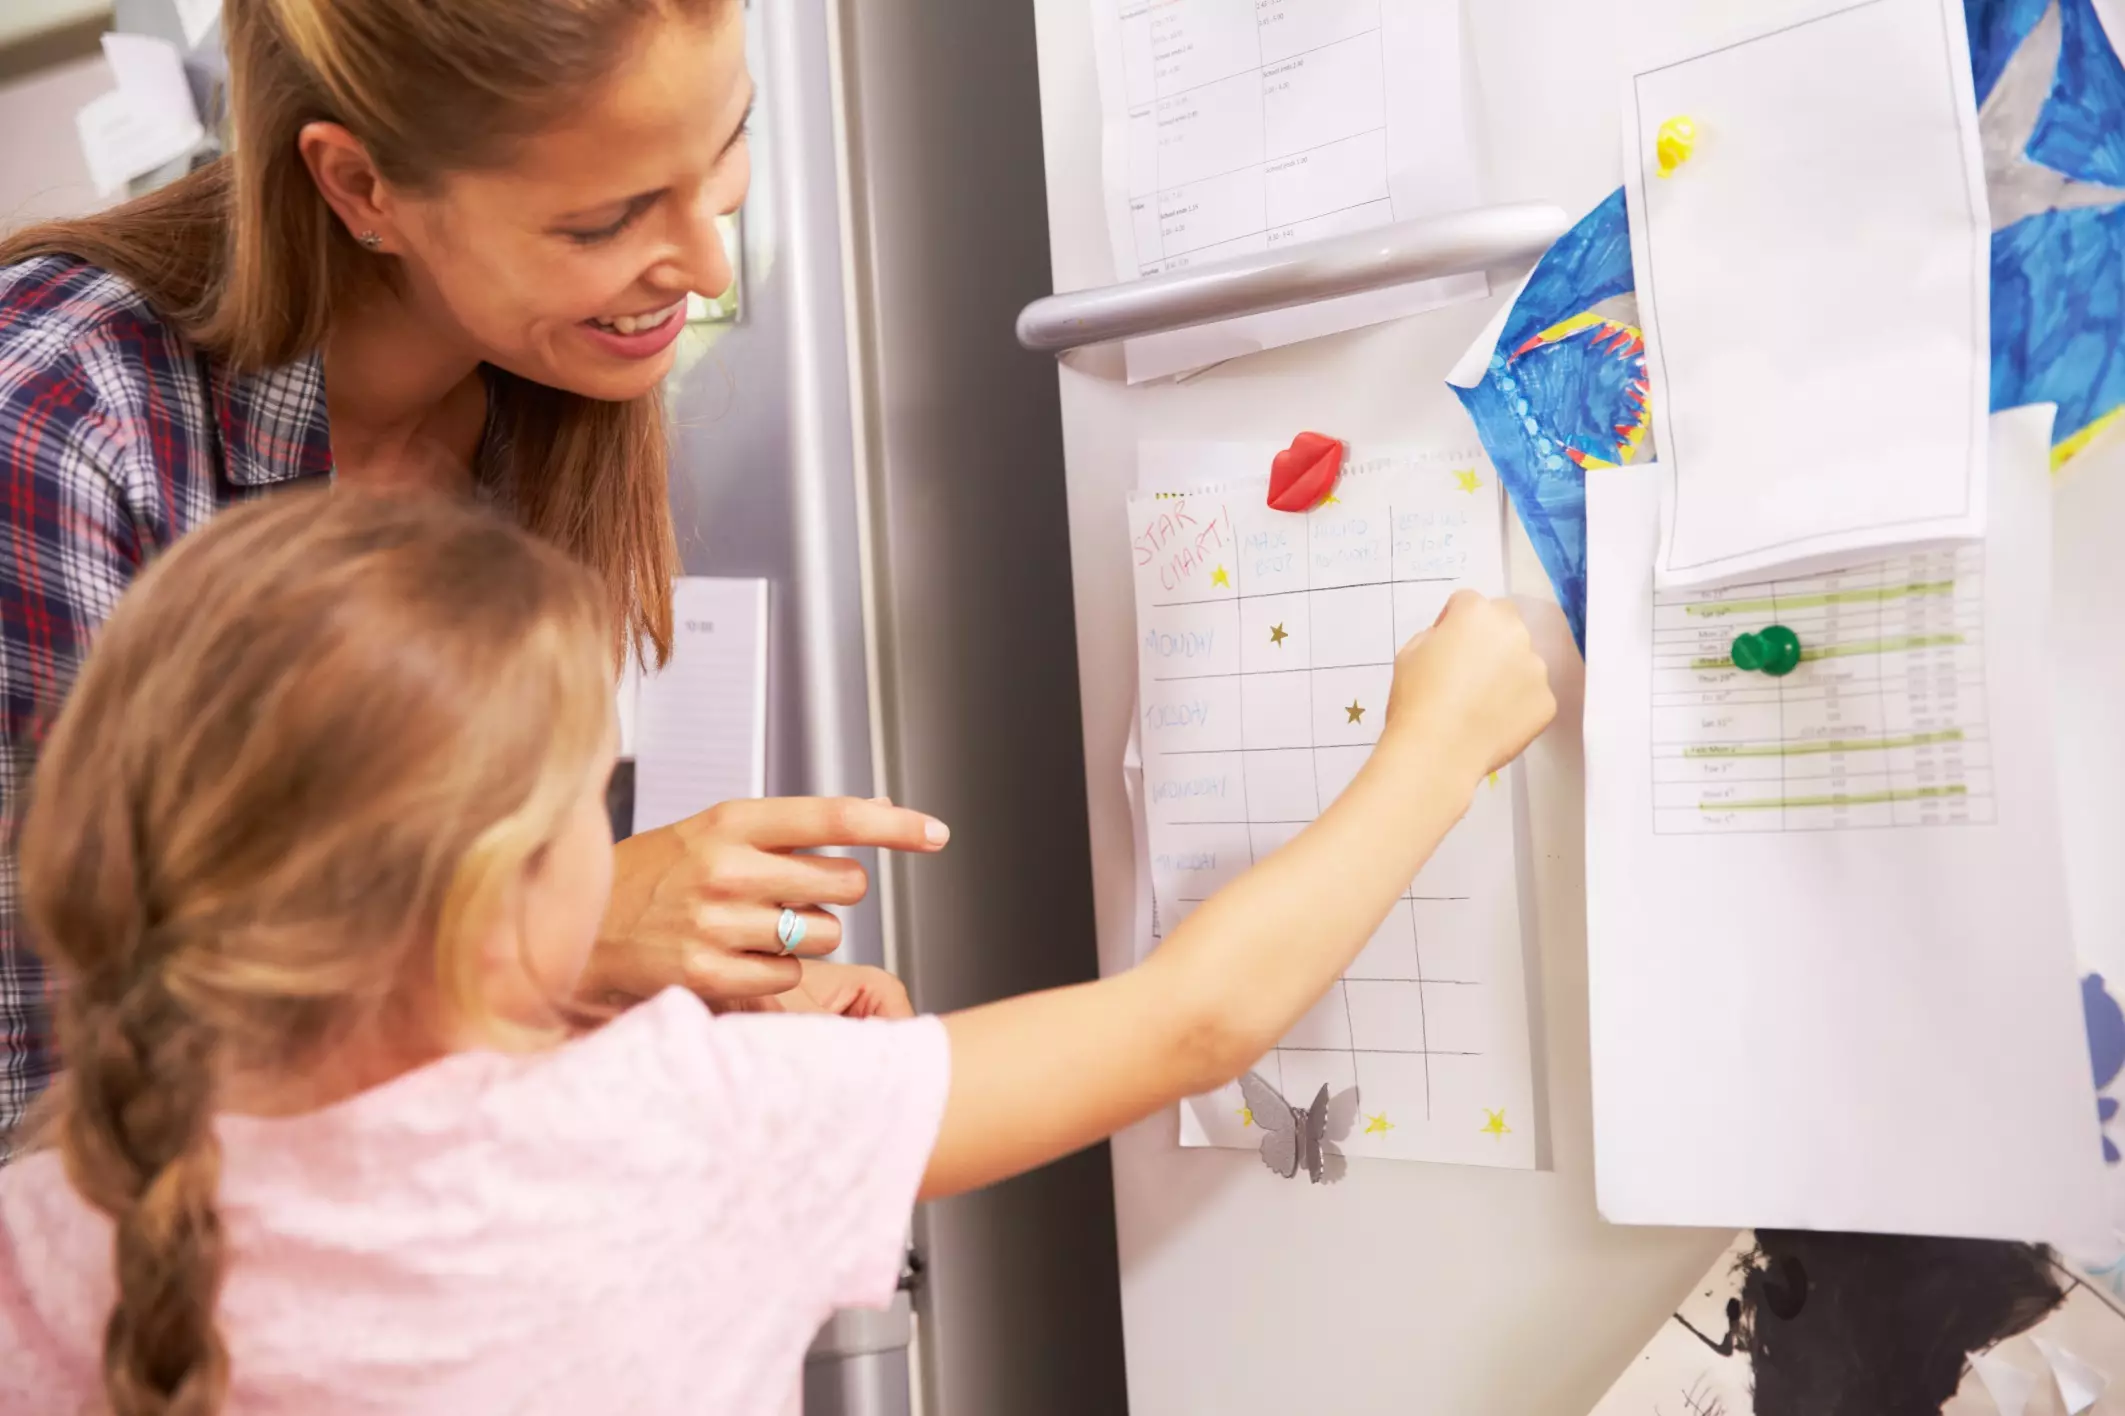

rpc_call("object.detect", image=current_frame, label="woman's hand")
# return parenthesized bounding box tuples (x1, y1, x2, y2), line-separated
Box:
(580, 797, 948, 1006)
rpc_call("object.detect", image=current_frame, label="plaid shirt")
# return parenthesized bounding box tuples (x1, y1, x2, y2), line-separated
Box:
(0, 255, 333, 1150)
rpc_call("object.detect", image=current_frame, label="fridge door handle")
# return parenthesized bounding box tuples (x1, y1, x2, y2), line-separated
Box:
(1014, 202, 1570, 355)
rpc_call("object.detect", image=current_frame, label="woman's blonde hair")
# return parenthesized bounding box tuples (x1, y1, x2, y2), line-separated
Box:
(18, 488, 617, 1416)
(0, 0, 734, 666)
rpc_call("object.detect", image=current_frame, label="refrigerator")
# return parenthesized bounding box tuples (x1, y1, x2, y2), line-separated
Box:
(665, 0, 1706, 1409)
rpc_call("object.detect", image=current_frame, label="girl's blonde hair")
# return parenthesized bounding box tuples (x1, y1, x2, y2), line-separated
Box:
(0, 0, 732, 667)
(19, 488, 617, 1416)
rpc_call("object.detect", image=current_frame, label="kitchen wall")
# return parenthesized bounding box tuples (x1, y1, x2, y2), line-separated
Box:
(0, 53, 111, 234)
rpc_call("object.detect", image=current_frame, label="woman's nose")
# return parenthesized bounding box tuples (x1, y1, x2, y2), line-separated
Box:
(677, 200, 734, 303)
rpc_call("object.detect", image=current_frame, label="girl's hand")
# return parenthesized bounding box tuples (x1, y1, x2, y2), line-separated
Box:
(720, 961, 915, 1020)
(582, 797, 948, 1006)
(1384, 590, 1556, 782)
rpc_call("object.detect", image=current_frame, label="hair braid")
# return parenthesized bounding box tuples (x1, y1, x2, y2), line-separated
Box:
(60, 963, 229, 1416)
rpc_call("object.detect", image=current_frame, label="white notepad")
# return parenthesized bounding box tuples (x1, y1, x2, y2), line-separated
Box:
(1622, 0, 1992, 586)
(1584, 408, 2104, 1242)
(629, 578, 769, 835)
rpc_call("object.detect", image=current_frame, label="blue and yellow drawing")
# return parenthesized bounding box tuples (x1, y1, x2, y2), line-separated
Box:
(1449, 189, 1639, 650)
(1988, 0, 2125, 467)
(2084, 973, 2125, 1164)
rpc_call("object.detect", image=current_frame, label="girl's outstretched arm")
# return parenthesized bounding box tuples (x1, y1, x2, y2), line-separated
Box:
(921, 591, 1555, 1201)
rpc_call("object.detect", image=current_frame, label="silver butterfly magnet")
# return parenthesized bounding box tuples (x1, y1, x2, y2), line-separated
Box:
(1237, 1070, 1359, 1185)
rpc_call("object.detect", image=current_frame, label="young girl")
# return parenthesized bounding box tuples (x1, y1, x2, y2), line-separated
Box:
(0, 490, 1554, 1415)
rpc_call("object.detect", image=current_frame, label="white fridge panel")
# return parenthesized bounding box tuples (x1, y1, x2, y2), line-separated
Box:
(1027, 0, 1803, 1411)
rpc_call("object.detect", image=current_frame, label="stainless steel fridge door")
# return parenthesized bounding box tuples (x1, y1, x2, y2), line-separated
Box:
(667, 0, 1128, 1409)
(663, 2, 904, 1407)
(836, 0, 1131, 1411)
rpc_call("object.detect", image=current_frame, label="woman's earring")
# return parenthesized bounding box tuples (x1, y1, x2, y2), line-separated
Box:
(357, 230, 384, 251)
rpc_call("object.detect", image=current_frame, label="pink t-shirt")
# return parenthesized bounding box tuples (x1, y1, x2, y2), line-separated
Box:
(0, 988, 949, 1415)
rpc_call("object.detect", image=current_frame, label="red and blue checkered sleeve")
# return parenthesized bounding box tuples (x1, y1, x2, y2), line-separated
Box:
(0, 365, 144, 1151)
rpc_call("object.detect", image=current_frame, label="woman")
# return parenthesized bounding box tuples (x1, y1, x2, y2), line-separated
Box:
(0, 0, 935, 1146)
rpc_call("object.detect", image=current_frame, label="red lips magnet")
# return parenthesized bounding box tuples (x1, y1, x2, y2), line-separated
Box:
(1267, 432, 1345, 513)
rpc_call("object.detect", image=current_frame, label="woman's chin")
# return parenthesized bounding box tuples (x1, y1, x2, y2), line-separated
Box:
(505, 346, 677, 404)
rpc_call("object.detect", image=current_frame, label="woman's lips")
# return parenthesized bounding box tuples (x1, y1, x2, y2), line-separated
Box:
(579, 300, 686, 359)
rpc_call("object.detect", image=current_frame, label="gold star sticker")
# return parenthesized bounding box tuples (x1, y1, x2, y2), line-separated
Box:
(1269, 623, 1288, 646)
(1320, 493, 1340, 506)
(1454, 469, 1482, 493)
(1238, 1106, 1255, 1128)
(1488, 771, 1500, 789)
(1364, 1112, 1394, 1135)
(1345, 701, 1366, 724)
(1481, 1108, 1511, 1139)
(1210, 565, 1231, 588)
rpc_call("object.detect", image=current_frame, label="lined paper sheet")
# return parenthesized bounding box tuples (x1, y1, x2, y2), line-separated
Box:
(1128, 446, 1540, 1169)
(632, 578, 770, 835)
(1623, 0, 1992, 586)
(1584, 408, 2104, 1242)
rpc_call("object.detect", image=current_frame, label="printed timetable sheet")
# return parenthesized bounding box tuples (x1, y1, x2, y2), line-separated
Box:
(1649, 544, 1994, 836)
(1093, 0, 1485, 381)
(1584, 409, 2105, 1242)
(1127, 448, 1539, 1170)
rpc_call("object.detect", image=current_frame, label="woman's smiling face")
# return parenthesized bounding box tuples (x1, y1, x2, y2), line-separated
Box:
(350, 7, 753, 401)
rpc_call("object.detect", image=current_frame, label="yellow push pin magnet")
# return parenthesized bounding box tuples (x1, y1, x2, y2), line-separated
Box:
(1656, 116, 1697, 178)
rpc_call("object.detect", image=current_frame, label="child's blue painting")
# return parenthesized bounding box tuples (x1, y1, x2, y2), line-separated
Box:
(1968, 0, 2052, 106)
(1456, 0, 2125, 650)
(2085, 973, 2125, 1163)
(1449, 191, 1640, 649)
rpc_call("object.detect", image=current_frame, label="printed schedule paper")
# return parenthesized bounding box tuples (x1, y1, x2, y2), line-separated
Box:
(1093, 0, 1485, 383)
(1583, 408, 2105, 1242)
(1127, 448, 1539, 1170)
(1622, 0, 1992, 586)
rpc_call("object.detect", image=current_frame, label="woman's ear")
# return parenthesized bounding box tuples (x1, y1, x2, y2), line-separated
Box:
(298, 121, 396, 252)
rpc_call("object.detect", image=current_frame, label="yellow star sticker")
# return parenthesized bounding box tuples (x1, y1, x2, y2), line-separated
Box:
(1269, 623, 1288, 646)
(1320, 493, 1341, 506)
(1364, 1113, 1394, 1135)
(1454, 469, 1482, 493)
(1488, 771, 1500, 789)
(1481, 1108, 1511, 1139)
(1210, 565, 1231, 588)
(1238, 1106, 1255, 1128)
(1345, 701, 1365, 724)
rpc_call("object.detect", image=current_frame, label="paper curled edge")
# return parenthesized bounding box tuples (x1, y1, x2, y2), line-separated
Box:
(1969, 1347, 2042, 1416)
(2031, 1335, 2111, 1415)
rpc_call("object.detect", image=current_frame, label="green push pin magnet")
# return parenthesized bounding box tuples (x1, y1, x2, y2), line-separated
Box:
(1730, 624, 1803, 677)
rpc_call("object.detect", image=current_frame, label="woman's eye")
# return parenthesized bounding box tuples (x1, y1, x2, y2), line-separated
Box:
(561, 213, 638, 247)
(559, 197, 656, 247)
